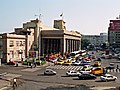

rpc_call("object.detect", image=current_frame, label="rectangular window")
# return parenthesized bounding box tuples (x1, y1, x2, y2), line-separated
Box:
(16, 50, 19, 57)
(20, 41, 22, 46)
(23, 41, 25, 46)
(9, 40, 14, 47)
(29, 41, 31, 46)
(16, 41, 19, 46)
(10, 51, 14, 58)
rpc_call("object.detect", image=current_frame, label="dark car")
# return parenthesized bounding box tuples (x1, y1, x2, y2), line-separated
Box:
(7, 61, 16, 65)
(105, 63, 115, 70)
(80, 61, 90, 66)
(78, 74, 96, 80)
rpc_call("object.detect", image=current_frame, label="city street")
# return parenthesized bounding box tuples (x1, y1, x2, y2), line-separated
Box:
(0, 51, 120, 90)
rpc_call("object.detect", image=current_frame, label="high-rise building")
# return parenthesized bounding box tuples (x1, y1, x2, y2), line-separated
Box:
(108, 19, 120, 48)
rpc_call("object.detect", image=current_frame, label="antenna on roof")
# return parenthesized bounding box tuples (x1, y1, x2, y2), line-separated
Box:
(35, 9, 43, 21)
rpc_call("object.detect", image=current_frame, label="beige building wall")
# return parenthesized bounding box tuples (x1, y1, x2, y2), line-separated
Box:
(2, 33, 26, 62)
(0, 19, 81, 63)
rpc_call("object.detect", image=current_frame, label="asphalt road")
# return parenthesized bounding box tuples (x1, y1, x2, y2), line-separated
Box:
(0, 51, 120, 90)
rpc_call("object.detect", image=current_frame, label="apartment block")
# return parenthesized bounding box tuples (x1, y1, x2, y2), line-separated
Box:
(108, 19, 120, 48)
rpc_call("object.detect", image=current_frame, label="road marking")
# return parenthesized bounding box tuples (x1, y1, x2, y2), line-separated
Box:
(21, 68, 40, 72)
(46, 65, 83, 71)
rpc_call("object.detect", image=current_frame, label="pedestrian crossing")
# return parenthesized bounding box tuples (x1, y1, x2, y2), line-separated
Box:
(46, 65, 82, 71)
(105, 68, 120, 73)
(46, 65, 120, 73)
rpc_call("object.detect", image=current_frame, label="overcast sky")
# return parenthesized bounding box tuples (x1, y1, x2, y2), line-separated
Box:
(0, 0, 120, 35)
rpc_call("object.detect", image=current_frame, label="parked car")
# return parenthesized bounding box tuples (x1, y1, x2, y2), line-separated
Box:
(44, 69, 56, 75)
(78, 73, 96, 80)
(7, 61, 16, 65)
(93, 61, 101, 67)
(72, 61, 81, 66)
(64, 61, 72, 65)
(55, 60, 64, 65)
(50, 58, 58, 63)
(100, 74, 117, 81)
(66, 70, 81, 76)
(80, 61, 90, 66)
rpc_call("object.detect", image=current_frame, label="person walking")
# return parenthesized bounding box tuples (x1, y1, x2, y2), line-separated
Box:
(13, 78, 17, 88)
(116, 65, 119, 72)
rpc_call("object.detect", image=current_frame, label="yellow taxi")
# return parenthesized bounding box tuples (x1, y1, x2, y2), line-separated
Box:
(93, 61, 101, 67)
(91, 67, 104, 75)
(64, 61, 72, 65)
(55, 60, 64, 65)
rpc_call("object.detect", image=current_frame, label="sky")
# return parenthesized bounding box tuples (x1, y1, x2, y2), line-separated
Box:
(0, 0, 120, 35)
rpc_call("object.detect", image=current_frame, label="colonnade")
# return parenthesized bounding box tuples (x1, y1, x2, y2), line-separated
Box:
(41, 38, 80, 55)
(65, 39, 80, 53)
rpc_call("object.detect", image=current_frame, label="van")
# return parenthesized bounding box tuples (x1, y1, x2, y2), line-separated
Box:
(91, 67, 104, 75)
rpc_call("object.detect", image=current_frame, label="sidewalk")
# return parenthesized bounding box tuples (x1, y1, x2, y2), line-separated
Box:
(17, 61, 50, 68)
(0, 62, 50, 90)
(0, 80, 10, 90)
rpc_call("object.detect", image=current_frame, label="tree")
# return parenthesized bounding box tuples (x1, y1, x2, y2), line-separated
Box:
(81, 39, 90, 50)
(101, 43, 106, 50)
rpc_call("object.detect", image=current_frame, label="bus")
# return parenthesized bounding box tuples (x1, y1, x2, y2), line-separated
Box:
(70, 50, 86, 59)
(79, 50, 86, 56)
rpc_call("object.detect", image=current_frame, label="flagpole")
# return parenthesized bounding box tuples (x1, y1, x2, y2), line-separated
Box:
(60, 12, 64, 20)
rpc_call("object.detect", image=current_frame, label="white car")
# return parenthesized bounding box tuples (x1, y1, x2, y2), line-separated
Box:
(44, 69, 56, 75)
(72, 61, 81, 66)
(50, 58, 58, 63)
(81, 65, 92, 70)
(66, 70, 81, 76)
(100, 74, 117, 81)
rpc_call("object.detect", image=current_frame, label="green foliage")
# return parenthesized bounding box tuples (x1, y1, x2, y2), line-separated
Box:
(81, 39, 90, 49)
(41, 60, 46, 65)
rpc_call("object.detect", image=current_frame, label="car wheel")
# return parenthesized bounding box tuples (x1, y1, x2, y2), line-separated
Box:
(106, 79, 108, 82)
(113, 79, 116, 81)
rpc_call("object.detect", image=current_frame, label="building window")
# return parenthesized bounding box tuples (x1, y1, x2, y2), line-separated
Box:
(29, 41, 31, 46)
(20, 41, 23, 46)
(23, 41, 25, 46)
(10, 51, 14, 58)
(16, 50, 19, 57)
(9, 40, 14, 47)
(16, 41, 19, 46)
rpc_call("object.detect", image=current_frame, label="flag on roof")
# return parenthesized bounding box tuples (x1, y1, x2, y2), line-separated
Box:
(60, 13, 63, 17)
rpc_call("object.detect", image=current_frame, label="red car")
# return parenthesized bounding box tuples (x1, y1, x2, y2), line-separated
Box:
(7, 61, 16, 65)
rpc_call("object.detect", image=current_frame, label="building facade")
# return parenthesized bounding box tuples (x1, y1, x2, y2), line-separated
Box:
(82, 35, 100, 46)
(108, 19, 120, 48)
(0, 19, 81, 63)
(99, 33, 108, 45)
(83, 33, 108, 47)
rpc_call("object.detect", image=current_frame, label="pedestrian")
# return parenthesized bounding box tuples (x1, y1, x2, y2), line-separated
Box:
(34, 62, 36, 68)
(31, 62, 33, 68)
(15, 62, 18, 67)
(117, 65, 119, 69)
(13, 78, 17, 88)
(116, 65, 119, 72)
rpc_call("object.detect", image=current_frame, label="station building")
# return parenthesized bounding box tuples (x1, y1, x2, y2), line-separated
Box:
(0, 19, 81, 63)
